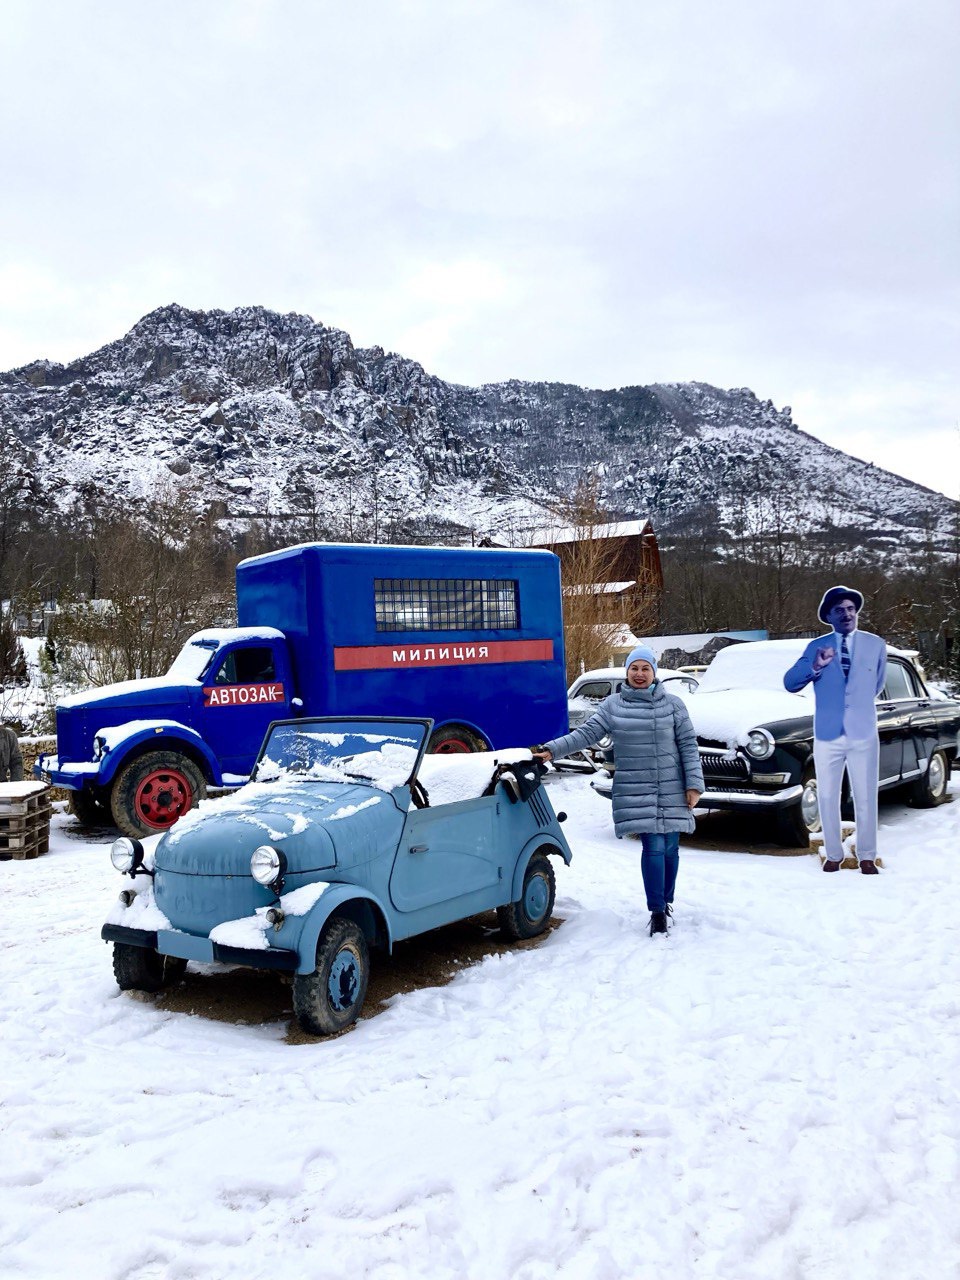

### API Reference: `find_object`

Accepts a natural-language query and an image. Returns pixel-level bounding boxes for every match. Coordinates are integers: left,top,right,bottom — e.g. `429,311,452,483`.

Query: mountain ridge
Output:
2,303,955,556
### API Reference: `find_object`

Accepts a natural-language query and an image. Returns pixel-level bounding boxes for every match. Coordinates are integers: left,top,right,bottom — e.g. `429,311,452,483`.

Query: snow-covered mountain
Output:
2,303,955,552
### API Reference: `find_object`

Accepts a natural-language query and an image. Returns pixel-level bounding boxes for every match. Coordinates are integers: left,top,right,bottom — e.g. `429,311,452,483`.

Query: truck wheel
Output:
111,751,206,838
498,852,556,941
775,766,818,848
910,749,949,808
428,724,486,754
68,788,111,825
293,917,370,1036
113,943,187,993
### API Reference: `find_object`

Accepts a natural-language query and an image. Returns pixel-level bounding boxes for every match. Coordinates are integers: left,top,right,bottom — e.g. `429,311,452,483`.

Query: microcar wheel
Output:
775,766,818,848
498,852,556,941
293,917,370,1036
910,749,949,808
428,724,486,754
113,943,188,993
111,751,206,837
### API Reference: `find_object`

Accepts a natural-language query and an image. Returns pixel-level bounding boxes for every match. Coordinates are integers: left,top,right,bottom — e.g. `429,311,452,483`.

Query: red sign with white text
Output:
203,682,286,708
334,639,554,671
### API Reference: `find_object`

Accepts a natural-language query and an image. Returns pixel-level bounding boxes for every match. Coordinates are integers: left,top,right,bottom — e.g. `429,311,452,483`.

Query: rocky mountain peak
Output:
1,304,955,557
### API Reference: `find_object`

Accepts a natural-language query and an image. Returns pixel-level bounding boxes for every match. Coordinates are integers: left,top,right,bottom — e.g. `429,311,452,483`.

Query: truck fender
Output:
509,831,571,902
95,721,224,787
294,886,394,972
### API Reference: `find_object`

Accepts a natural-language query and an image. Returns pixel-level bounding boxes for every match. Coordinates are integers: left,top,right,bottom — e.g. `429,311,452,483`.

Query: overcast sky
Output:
2,0,957,497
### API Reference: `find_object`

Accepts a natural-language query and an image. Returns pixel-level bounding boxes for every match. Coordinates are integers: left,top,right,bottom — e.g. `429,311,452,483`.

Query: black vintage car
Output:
593,639,959,847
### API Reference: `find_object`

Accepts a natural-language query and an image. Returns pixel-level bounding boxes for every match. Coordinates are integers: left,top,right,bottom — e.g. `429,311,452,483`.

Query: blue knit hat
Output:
625,644,658,674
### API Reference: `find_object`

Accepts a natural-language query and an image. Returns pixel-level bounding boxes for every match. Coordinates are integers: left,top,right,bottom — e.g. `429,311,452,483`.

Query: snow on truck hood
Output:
59,675,199,709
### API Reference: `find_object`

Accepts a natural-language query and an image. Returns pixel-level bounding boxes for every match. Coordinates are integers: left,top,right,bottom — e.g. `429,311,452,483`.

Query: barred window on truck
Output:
374,578,520,632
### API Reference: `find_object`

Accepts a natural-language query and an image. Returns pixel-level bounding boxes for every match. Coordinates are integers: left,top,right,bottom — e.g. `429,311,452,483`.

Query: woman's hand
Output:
686,789,701,809
531,748,553,763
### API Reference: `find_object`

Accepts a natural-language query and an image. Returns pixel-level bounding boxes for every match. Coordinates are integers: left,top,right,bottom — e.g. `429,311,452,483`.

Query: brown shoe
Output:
822,860,841,872
860,860,879,875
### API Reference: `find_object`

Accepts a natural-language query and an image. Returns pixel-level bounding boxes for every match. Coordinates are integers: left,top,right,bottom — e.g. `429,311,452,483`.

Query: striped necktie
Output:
840,635,850,681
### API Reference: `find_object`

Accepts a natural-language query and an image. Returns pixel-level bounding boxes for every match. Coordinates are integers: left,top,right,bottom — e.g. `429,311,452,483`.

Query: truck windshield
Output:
256,720,428,789
166,639,218,682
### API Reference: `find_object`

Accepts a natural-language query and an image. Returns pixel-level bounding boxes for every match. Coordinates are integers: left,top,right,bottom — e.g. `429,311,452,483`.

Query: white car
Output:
567,665,699,731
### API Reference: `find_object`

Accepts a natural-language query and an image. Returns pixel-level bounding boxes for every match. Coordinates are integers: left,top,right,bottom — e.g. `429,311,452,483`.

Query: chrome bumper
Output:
590,779,803,808
698,785,803,807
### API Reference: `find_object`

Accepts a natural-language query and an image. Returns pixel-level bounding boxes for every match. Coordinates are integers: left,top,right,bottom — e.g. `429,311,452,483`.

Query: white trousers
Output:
813,734,879,862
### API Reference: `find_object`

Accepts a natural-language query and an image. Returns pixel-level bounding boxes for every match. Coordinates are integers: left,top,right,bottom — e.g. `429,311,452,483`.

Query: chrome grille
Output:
699,753,749,780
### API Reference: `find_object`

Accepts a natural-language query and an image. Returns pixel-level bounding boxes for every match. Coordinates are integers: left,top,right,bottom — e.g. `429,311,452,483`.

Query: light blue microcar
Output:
102,717,572,1036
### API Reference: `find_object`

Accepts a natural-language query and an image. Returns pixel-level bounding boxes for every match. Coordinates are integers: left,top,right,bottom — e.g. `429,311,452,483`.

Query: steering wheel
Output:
410,779,430,810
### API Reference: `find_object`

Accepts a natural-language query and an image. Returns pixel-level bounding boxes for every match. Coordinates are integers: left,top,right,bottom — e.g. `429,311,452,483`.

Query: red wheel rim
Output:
431,735,472,754
134,768,193,829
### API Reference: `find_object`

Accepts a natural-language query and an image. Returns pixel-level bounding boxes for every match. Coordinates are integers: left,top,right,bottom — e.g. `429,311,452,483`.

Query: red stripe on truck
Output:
333,639,554,670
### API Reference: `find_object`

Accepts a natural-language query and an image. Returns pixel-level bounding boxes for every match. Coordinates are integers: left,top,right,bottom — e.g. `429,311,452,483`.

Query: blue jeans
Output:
640,833,680,913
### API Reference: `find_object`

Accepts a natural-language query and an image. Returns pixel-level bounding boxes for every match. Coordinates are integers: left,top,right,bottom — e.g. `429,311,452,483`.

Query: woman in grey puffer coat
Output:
535,645,704,935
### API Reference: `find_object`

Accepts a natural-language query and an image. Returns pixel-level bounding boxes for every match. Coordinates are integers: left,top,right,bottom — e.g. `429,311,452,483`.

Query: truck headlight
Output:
111,837,144,872
744,729,775,760
251,845,286,887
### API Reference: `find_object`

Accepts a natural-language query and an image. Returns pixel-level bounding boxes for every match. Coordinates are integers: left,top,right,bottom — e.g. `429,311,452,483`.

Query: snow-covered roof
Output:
562,580,636,595
526,519,654,546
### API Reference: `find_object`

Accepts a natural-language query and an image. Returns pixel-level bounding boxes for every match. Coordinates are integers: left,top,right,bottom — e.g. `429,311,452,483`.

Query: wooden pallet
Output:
0,829,50,860
0,782,52,861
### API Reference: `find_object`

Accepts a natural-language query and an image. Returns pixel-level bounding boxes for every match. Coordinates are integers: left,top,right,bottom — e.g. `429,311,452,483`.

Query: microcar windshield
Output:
254,718,431,789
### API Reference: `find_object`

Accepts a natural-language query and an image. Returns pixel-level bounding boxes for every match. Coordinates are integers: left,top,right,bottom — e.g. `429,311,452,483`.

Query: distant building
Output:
484,518,663,634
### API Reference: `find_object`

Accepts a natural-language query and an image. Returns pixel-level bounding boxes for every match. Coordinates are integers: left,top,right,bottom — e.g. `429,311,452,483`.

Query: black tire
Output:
427,724,486,754
293,917,370,1036
910,749,950,808
68,788,111,825
113,942,188,993
110,750,206,838
774,766,818,848
498,852,556,941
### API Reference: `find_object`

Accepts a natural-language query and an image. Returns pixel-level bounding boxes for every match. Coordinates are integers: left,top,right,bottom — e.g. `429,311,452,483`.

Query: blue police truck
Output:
38,543,569,837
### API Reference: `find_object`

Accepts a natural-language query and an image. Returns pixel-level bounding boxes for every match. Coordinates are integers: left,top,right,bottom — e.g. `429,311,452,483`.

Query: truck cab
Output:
39,627,295,834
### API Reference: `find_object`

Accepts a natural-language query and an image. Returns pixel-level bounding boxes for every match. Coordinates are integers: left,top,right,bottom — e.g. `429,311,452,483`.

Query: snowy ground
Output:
1,776,958,1280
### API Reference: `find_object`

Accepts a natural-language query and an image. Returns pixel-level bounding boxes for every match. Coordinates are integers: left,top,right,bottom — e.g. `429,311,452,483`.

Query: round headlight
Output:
745,729,775,760
251,845,282,885
111,837,137,872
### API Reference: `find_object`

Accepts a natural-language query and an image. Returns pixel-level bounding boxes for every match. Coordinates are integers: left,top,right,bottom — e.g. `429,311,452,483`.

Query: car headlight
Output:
111,837,144,872
251,845,286,886
744,729,775,760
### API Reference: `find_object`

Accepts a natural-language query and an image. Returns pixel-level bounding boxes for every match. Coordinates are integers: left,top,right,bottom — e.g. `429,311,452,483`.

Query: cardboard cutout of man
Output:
783,586,887,874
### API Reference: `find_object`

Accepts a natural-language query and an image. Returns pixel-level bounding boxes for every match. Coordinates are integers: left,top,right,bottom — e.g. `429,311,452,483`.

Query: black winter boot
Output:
649,911,668,936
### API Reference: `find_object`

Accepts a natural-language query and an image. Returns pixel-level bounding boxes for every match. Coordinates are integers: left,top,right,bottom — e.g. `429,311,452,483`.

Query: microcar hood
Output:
155,777,406,876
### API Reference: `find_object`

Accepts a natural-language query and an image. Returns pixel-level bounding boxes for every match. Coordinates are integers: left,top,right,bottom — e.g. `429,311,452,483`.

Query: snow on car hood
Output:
678,688,811,751
155,776,406,877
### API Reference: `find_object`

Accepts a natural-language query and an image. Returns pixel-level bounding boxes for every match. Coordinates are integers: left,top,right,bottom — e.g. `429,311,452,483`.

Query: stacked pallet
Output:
0,782,52,861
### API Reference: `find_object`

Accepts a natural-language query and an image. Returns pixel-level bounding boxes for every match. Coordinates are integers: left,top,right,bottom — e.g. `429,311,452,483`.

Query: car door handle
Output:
409,844,429,853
